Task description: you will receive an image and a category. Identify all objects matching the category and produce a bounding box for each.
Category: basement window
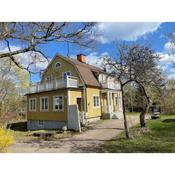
[38,120,44,126]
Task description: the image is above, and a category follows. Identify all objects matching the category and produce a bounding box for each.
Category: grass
[104,114,175,153]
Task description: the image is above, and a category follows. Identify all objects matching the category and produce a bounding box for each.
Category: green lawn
[104,114,175,153]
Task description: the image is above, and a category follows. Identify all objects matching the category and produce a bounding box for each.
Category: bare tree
[102,43,164,138]
[0,22,96,76]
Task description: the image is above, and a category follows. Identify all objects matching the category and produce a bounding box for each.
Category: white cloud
[96,22,161,43]
[70,52,108,68]
[157,41,175,79]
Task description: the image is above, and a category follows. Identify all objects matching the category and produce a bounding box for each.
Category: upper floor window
[99,74,106,83]
[53,95,64,111]
[93,96,100,107]
[40,97,49,111]
[63,71,71,79]
[45,75,53,82]
[55,62,61,68]
[29,98,36,112]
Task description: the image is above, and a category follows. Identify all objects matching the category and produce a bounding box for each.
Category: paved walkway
[9,115,139,153]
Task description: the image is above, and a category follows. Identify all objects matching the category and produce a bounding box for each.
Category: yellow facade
[41,55,83,85]
[27,55,122,123]
[86,87,102,118]
[69,89,83,105]
[27,89,68,121]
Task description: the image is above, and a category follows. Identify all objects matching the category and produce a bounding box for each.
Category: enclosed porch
[101,90,123,119]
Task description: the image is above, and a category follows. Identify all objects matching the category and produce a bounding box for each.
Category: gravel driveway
[9,115,139,153]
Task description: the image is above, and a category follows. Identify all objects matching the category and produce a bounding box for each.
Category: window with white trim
[93,96,100,107]
[63,71,71,79]
[38,120,44,126]
[29,98,36,111]
[40,97,49,111]
[53,96,64,111]
[55,62,61,68]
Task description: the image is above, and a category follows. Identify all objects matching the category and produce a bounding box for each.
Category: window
[93,96,100,107]
[40,97,49,111]
[45,75,53,82]
[29,98,36,112]
[63,71,71,79]
[38,120,44,126]
[53,96,64,111]
[55,62,61,68]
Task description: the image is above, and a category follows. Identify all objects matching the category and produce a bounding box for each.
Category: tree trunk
[139,84,151,127]
[121,87,130,139]
[140,103,150,127]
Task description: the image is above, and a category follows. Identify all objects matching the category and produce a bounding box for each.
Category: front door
[76,97,82,112]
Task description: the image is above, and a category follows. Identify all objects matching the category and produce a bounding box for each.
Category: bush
[0,128,14,152]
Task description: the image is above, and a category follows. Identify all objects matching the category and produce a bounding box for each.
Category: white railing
[101,81,121,90]
[28,76,78,94]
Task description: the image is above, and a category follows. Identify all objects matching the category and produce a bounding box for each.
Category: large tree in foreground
[102,43,164,138]
[0,22,96,76]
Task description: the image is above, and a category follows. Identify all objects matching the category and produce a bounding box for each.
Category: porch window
[29,98,36,112]
[93,96,100,107]
[40,97,49,111]
[53,95,64,111]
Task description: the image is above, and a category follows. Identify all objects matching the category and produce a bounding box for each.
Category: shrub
[0,128,14,152]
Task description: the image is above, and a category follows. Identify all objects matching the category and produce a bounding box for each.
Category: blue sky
[5,22,174,82]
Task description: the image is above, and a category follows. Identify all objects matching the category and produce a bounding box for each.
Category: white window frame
[40,96,49,112]
[55,61,61,68]
[53,95,64,111]
[29,98,36,112]
[62,71,71,79]
[93,95,100,108]
[38,120,44,126]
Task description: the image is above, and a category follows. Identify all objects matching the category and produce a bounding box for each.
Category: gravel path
[9,115,139,153]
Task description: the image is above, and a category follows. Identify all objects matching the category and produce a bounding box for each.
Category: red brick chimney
[77,54,86,63]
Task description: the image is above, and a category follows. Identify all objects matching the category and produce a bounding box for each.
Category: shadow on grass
[7,121,27,131]
[162,119,175,123]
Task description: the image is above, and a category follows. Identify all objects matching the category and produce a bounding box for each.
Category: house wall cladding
[86,87,102,118]
[27,89,68,121]
[41,55,83,85]
[27,120,67,130]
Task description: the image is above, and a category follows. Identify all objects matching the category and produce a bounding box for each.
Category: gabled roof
[42,54,106,87]
[58,54,102,87]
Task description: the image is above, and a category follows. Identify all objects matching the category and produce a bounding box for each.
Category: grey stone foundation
[27,120,67,130]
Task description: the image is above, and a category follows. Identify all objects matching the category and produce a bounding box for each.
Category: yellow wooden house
[26,54,123,130]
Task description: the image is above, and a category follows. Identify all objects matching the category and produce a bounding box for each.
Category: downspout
[83,85,88,124]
